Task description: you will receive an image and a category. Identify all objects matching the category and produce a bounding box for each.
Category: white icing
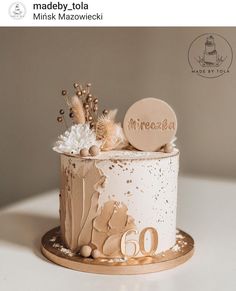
[95,152,179,255]
[53,124,101,154]
[65,149,179,160]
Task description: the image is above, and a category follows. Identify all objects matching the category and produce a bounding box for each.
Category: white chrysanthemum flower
[53,124,101,155]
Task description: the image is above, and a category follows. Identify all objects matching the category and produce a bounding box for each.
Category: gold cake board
[41,227,194,275]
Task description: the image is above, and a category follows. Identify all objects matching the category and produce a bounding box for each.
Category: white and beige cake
[60,149,179,258]
[41,82,193,273]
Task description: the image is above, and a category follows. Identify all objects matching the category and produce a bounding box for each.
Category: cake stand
[41,227,194,275]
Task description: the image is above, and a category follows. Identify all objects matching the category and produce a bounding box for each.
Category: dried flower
[53,124,101,155]
[96,109,128,151]
[70,95,86,124]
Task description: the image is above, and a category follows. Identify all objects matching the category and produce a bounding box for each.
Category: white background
[1,0,236,26]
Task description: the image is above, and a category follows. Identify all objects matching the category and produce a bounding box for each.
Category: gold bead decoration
[84,103,89,110]
[91,249,101,259]
[164,143,173,153]
[93,105,98,112]
[76,91,82,97]
[103,109,108,115]
[87,83,92,87]
[69,112,74,118]
[80,148,89,157]
[80,245,92,258]
[90,122,95,128]
[74,83,79,88]
[61,90,67,96]
[82,89,86,94]
[57,116,63,122]
[88,116,93,121]
[59,109,64,115]
[89,145,100,156]
[86,96,93,103]
[94,98,98,104]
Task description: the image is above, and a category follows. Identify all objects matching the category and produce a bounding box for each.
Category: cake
[41,82,194,274]
[203,35,218,66]
[60,149,179,258]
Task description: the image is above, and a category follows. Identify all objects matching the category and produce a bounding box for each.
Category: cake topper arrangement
[54,82,128,156]
[53,81,177,156]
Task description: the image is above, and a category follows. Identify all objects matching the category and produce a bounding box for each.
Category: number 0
[139,227,158,256]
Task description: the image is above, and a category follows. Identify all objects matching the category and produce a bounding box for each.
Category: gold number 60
[121,227,158,257]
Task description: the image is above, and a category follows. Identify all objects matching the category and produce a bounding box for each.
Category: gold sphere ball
[89,145,100,156]
[82,89,86,94]
[80,148,89,157]
[88,116,93,121]
[164,143,173,153]
[61,90,67,96]
[69,112,74,118]
[57,116,63,122]
[91,249,101,259]
[103,109,108,115]
[94,98,98,104]
[84,103,89,110]
[59,109,64,115]
[80,245,92,258]
[74,83,79,88]
[87,83,92,87]
[86,96,93,103]
[90,122,95,129]
[76,91,82,97]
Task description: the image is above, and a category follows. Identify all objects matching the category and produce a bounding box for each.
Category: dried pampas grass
[70,95,86,124]
[96,109,128,151]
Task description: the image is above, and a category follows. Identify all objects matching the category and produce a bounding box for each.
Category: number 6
[121,229,139,257]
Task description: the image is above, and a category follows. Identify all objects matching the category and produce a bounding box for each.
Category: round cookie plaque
[123,98,177,151]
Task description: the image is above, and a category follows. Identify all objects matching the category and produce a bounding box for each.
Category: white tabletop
[0,176,236,291]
